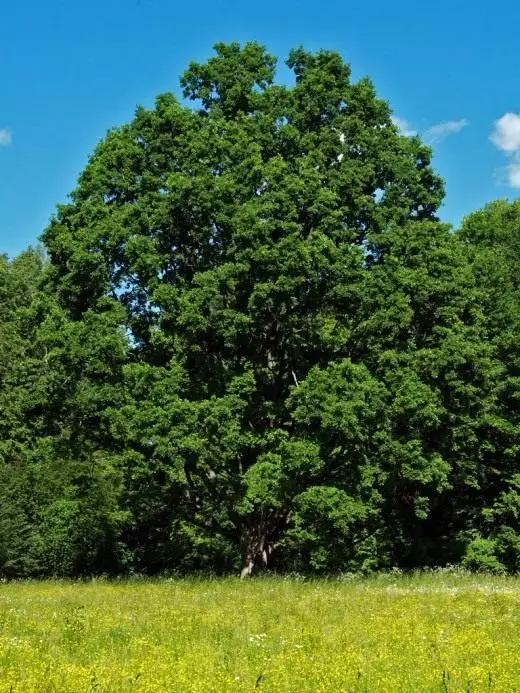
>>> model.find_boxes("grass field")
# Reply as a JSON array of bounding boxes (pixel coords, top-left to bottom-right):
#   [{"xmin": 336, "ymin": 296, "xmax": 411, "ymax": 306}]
[{"xmin": 0, "ymin": 572, "xmax": 519, "ymax": 692}]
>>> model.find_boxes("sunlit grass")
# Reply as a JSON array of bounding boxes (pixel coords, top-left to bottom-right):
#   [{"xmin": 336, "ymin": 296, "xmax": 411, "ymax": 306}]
[{"xmin": 0, "ymin": 571, "xmax": 518, "ymax": 691}]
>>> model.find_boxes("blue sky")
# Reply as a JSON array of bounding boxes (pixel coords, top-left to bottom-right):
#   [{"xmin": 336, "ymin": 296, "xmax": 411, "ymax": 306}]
[{"xmin": 1, "ymin": 0, "xmax": 519, "ymax": 257}]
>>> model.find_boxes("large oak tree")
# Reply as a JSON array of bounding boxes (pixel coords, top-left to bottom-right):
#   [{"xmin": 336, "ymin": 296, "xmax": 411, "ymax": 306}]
[{"xmin": 36, "ymin": 43, "xmax": 498, "ymax": 575}]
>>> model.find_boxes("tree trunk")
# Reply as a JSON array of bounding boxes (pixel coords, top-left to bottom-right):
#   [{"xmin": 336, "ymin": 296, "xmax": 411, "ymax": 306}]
[
  {"xmin": 239, "ymin": 514, "xmax": 290, "ymax": 578},
  {"xmin": 240, "ymin": 556, "xmax": 256, "ymax": 579},
  {"xmin": 240, "ymin": 527, "xmax": 268, "ymax": 579}
]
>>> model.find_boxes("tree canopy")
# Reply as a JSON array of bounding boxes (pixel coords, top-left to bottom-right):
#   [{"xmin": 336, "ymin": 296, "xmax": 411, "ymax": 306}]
[{"xmin": 1, "ymin": 43, "xmax": 520, "ymax": 576}]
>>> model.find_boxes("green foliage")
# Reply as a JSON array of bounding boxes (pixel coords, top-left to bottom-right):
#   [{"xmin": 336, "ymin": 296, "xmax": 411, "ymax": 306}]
[
  {"xmin": 461, "ymin": 536, "xmax": 505, "ymax": 573},
  {"xmin": 38, "ymin": 41, "xmax": 447, "ymax": 575},
  {"xmin": 2, "ymin": 45, "xmax": 520, "ymax": 576},
  {"xmin": 453, "ymin": 199, "xmax": 520, "ymax": 573}
]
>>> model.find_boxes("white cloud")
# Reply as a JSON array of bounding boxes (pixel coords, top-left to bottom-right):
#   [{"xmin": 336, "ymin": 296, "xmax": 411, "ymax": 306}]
[
  {"xmin": 506, "ymin": 163, "xmax": 520, "ymax": 189},
  {"xmin": 0, "ymin": 128, "xmax": 11, "ymax": 146},
  {"xmin": 424, "ymin": 118, "xmax": 468, "ymax": 144},
  {"xmin": 490, "ymin": 113, "xmax": 520, "ymax": 153},
  {"xmin": 491, "ymin": 113, "xmax": 520, "ymax": 189},
  {"xmin": 391, "ymin": 116, "xmax": 416, "ymax": 137}
]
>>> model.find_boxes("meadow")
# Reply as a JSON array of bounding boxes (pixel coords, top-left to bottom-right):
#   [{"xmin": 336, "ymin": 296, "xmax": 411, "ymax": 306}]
[{"xmin": 0, "ymin": 572, "xmax": 518, "ymax": 692}]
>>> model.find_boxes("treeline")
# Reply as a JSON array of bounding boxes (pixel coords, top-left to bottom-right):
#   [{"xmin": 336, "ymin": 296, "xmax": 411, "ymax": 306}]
[{"xmin": 2, "ymin": 43, "xmax": 520, "ymax": 577}]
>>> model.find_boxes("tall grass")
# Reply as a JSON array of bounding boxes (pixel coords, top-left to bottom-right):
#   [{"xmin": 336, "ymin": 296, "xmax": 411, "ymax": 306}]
[{"xmin": 0, "ymin": 572, "xmax": 518, "ymax": 691}]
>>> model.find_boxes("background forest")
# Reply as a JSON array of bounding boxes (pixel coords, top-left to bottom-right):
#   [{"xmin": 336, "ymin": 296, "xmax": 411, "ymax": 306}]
[{"xmin": 2, "ymin": 43, "xmax": 520, "ymax": 578}]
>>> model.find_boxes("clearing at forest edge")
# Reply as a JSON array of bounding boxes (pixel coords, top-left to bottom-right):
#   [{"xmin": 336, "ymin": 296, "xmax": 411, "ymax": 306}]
[{"xmin": 0, "ymin": 573, "xmax": 518, "ymax": 692}]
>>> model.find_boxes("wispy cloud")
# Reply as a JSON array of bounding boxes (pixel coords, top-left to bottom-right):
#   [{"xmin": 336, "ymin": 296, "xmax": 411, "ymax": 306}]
[
  {"xmin": 491, "ymin": 113, "xmax": 520, "ymax": 188},
  {"xmin": 424, "ymin": 118, "xmax": 468, "ymax": 144},
  {"xmin": 391, "ymin": 116, "xmax": 416, "ymax": 137},
  {"xmin": 392, "ymin": 115, "xmax": 468, "ymax": 145},
  {"xmin": 0, "ymin": 128, "xmax": 11, "ymax": 147}
]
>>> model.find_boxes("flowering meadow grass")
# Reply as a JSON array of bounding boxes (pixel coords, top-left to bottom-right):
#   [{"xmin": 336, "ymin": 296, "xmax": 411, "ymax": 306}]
[{"xmin": 0, "ymin": 572, "xmax": 519, "ymax": 692}]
